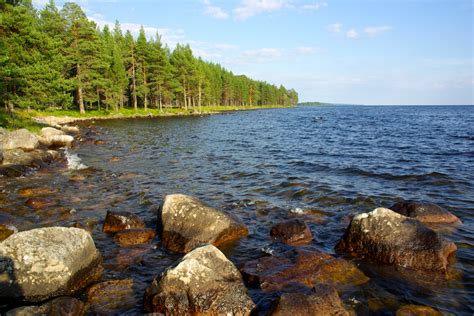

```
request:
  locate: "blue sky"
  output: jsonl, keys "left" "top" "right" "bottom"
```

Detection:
{"left": 34, "top": 0, "right": 473, "bottom": 105}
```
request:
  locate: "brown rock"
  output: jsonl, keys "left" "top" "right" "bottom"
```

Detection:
{"left": 240, "top": 248, "right": 369, "bottom": 292}
{"left": 396, "top": 304, "right": 443, "bottom": 316}
{"left": 114, "top": 228, "right": 156, "bottom": 247}
{"left": 114, "top": 246, "right": 152, "bottom": 270}
{"left": 269, "top": 285, "right": 352, "bottom": 316}
{"left": 25, "top": 197, "right": 55, "bottom": 209}
{"left": 17, "top": 187, "right": 57, "bottom": 197}
{"left": 336, "top": 208, "right": 457, "bottom": 273}
{"left": 390, "top": 200, "right": 461, "bottom": 225}
{"left": 5, "top": 296, "right": 86, "bottom": 316}
{"left": 158, "top": 194, "right": 248, "bottom": 253}
{"left": 0, "top": 224, "right": 16, "bottom": 242}
{"left": 144, "top": 245, "right": 255, "bottom": 315}
{"left": 103, "top": 211, "right": 145, "bottom": 233}
{"left": 270, "top": 219, "right": 312, "bottom": 245}
{"left": 110, "top": 156, "right": 121, "bottom": 162}
{"left": 94, "top": 140, "right": 106, "bottom": 145}
{"left": 86, "top": 279, "right": 135, "bottom": 314}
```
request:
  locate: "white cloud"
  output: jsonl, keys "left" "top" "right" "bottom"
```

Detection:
{"left": 202, "top": 0, "right": 229, "bottom": 19}
{"left": 89, "top": 16, "right": 185, "bottom": 47}
{"left": 346, "top": 29, "right": 359, "bottom": 39}
{"left": 295, "top": 46, "right": 322, "bottom": 54}
{"left": 234, "top": 0, "right": 290, "bottom": 20}
{"left": 215, "top": 43, "right": 239, "bottom": 50}
{"left": 363, "top": 26, "right": 393, "bottom": 37}
{"left": 32, "top": 0, "right": 48, "bottom": 7}
{"left": 301, "top": 2, "right": 328, "bottom": 11}
{"left": 243, "top": 48, "right": 283, "bottom": 61}
{"left": 327, "top": 23, "right": 342, "bottom": 34}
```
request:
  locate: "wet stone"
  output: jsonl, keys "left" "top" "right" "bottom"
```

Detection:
{"left": 270, "top": 219, "right": 312, "bottom": 245}
{"left": 86, "top": 279, "right": 135, "bottom": 314}
{"left": 114, "top": 228, "right": 156, "bottom": 247}
{"left": 240, "top": 248, "right": 369, "bottom": 292}
{"left": 336, "top": 208, "right": 457, "bottom": 273}
{"left": 25, "top": 197, "right": 55, "bottom": 209}
{"left": 269, "top": 285, "right": 352, "bottom": 316}
{"left": 103, "top": 211, "right": 145, "bottom": 233}
{"left": 396, "top": 304, "right": 443, "bottom": 316}
{"left": 17, "top": 187, "right": 57, "bottom": 198}
{"left": 158, "top": 194, "right": 248, "bottom": 253}
{"left": 390, "top": 200, "right": 461, "bottom": 225}
{"left": 5, "top": 296, "right": 86, "bottom": 316}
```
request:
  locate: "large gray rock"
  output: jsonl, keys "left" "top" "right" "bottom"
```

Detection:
{"left": 158, "top": 194, "right": 248, "bottom": 253}
{"left": 0, "top": 227, "right": 103, "bottom": 302}
{"left": 40, "top": 127, "right": 65, "bottom": 138}
{"left": 144, "top": 244, "right": 255, "bottom": 315}
{"left": 2, "top": 149, "right": 55, "bottom": 166}
{"left": 336, "top": 208, "right": 457, "bottom": 273}
{"left": 39, "top": 128, "right": 74, "bottom": 148}
{"left": 60, "top": 125, "right": 80, "bottom": 134}
{"left": 1, "top": 129, "right": 39, "bottom": 151}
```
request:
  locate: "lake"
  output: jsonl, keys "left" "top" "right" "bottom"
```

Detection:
{"left": 1, "top": 105, "right": 473, "bottom": 314}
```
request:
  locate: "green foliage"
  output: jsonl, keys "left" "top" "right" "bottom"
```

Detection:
{"left": 0, "top": 1, "right": 298, "bottom": 114}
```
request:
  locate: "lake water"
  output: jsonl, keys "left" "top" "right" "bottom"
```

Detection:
{"left": 1, "top": 105, "right": 473, "bottom": 314}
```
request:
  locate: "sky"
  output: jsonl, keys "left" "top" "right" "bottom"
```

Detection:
{"left": 33, "top": 0, "right": 473, "bottom": 105}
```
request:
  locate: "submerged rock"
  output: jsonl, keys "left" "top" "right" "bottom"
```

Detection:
{"left": 5, "top": 296, "right": 86, "bottom": 316}
{"left": 396, "top": 304, "right": 443, "bottom": 316}
{"left": 17, "top": 186, "right": 57, "bottom": 197}
{"left": 390, "top": 200, "right": 461, "bottom": 225}
{"left": 144, "top": 244, "right": 255, "bottom": 315}
{"left": 0, "top": 227, "right": 103, "bottom": 302}
{"left": 336, "top": 208, "right": 457, "bottom": 273}
{"left": 1, "top": 129, "right": 39, "bottom": 151}
{"left": 86, "top": 279, "right": 135, "bottom": 314}
{"left": 114, "top": 228, "right": 156, "bottom": 247}
{"left": 158, "top": 194, "right": 248, "bottom": 253}
{"left": 103, "top": 211, "right": 145, "bottom": 233}
{"left": 269, "top": 285, "right": 352, "bottom": 316}
{"left": 240, "top": 248, "right": 369, "bottom": 292}
{"left": 25, "top": 197, "right": 55, "bottom": 209}
{"left": 270, "top": 219, "right": 312, "bottom": 245}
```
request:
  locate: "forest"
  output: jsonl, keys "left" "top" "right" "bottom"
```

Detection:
{"left": 0, "top": 0, "right": 298, "bottom": 114}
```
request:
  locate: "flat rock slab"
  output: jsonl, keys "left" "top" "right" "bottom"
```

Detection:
{"left": 114, "top": 228, "right": 156, "bottom": 247}
{"left": 390, "top": 200, "right": 461, "bottom": 225}
{"left": 103, "top": 211, "right": 145, "bottom": 233}
{"left": 396, "top": 304, "right": 443, "bottom": 316}
{"left": 269, "top": 285, "right": 352, "bottom": 316}
{"left": 144, "top": 244, "right": 255, "bottom": 315}
{"left": 0, "top": 227, "right": 103, "bottom": 302}
{"left": 87, "top": 279, "right": 135, "bottom": 314}
{"left": 240, "top": 248, "right": 369, "bottom": 292}
{"left": 158, "top": 194, "right": 248, "bottom": 253}
{"left": 336, "top": 208, "right": 457, "bottom": 273}
{"left": 270, "top": 219, "right": 312, "bottom": 245}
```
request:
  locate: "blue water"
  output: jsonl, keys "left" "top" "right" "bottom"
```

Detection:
{"left": 1, "top": 105, "right": 473, "bottom": 314}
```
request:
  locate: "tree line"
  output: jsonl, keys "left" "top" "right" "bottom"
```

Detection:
{"left": 0, "top": 0, "right": 298, "bottom": 114}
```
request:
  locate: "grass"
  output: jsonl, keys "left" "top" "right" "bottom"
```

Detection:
{"left": 0, "top": 110, "right": 47, "bottom": 132}
{"left": 0, "top": 104, "right": 295, "bottom": 132}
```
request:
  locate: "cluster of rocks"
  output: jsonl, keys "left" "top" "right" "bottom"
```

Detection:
{"left": 0, "top": 191, "right": 460, "bottom": 315}
{"left": 0, "top": 125, "right": 79, "bottom": 177}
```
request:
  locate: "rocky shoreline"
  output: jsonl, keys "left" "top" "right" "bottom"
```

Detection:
{"left": 0, "top": 123, "right": 462, "bottom": 315}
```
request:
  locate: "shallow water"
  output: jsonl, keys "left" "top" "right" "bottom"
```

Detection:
{"left": 1, "top": 105, "right": 473, "bottom": 314}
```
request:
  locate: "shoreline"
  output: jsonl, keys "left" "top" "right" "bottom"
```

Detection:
{"left": 30, "top": 105, "right": 295, "bottom": 126}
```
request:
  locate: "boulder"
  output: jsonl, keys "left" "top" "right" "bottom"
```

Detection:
{"left": 390, "top": 200, "right": 461, "bottom": 225}
{"left": 40, "top": 127, "right": 65, "bottom": 138}
{"left": 396, "top": 304, "right": 443, "bottom": 316}
{"left": 240, "top": 248, "right": 369, "bottom": 292}
{"left": 144, "top": 244, "right": 255, "bottom": 315}
{"left": 5, "top": 296, "right": 86, "bottom": 316}
{"left": 103, "top": 211, "right": 145, "bottom": 233}
{"left": 158, "top": 194, "right": 248, "bottom": 253}
{"left": 1, "top": 129, "right": 39, "bottom": 151}
{"left": 269, "top": 285, "right": 352, "bottom": 316}
{"left": 114, "top": 228, "right": 156, "bottom": 247}
{"left": 86, "top": 279, "right": 135, "bottom": 314}
{"left": 61, "top": 125, "right": 80, "bottom": 134}
{"left": 270, "top": 219, "right": 312, "bottom": 245}
{"left": 0, "top": 227, "right": 103, "bottom": 302}
{"left": 336, "top": 208, "right": 457, "bottom": 273}
{"left": 2, "top": 149, "right": 55, "bottom": 166}
{"left": 44, "top": 135, "right": 74, "bottom": 148}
